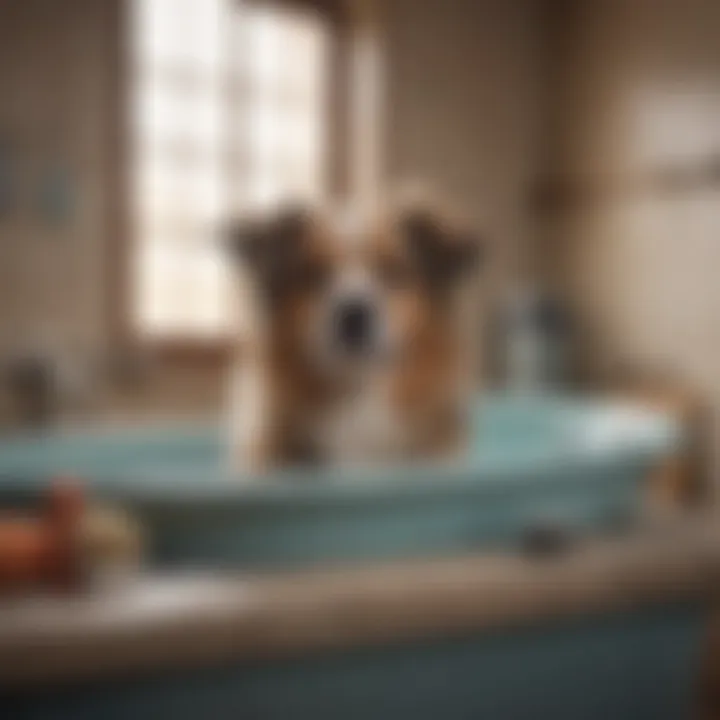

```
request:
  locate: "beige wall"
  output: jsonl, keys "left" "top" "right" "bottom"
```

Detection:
{"left": 0, "top": 0, "right": 120, "bottom": 357}
{"left": 544, "top": 0, "right": 720, "bottom": 480}
{"left": 0, "top": 0, "right": 128, "bottom": 422}
{"left": 383, "top": 0, "right": 544, "bottom": 280}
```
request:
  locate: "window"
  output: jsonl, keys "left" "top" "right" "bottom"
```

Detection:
{"left": 129, "top": 0, "right": 330, "bottom": 340}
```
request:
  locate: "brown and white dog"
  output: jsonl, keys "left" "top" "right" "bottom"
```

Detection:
{"left": 226, "top": 195, "right": 483, "bottom": 473}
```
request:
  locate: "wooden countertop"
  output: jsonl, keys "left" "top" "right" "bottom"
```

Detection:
{"left": 3, "top": 515, "right": 720, "bottom": 689}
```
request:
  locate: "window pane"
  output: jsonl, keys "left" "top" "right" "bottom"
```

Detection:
{"left": 133, "top": 0, "right": 225, "bottom": 72}
{"left": 132, "top": 0, "right": 329, "bottom": 337}
{"left": 280, "top": 10, "right": 329, "bottom": 99}
{"left": 134, "top": 76, "right": 222, "bottom": 149}
{"left": 135, "top": 241, "right": 229, "bottom": 337}
{"left": 134, "top": 156, "right": 224, "bottom": 224}
{"left": 238, "top": 4, "right": 328, "bottom": 211}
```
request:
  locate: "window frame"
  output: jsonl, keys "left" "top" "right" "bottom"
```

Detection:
{"left": 108, "top": 0, "right": 358, "bottom": 367}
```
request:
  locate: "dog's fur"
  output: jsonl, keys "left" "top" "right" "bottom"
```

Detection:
{"left": 226, "top": 195, "right": 483, "bottom": 473}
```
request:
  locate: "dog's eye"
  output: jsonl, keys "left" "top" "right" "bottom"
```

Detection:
{"left": 380, "top": 258, "right": 412, "bottom": 289}
{"left": 296, "top": 262, "right": 330, "bottom": 293}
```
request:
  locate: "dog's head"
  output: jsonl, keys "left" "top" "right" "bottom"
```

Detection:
{"left": 227, "top": 198, "right": 483, "bottom": 376}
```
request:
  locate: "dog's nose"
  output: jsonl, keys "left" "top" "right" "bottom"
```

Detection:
{"left": 334, "top": 298, "right": 375, "bottom": 352}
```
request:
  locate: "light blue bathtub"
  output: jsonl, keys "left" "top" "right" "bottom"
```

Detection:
{"left": 0, "top": 393, "right": 680, "bottom": 569}
{"left": 3, "top": 393, "right": 706, "bottom": 720}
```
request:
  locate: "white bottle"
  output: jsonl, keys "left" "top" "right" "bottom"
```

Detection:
{"left": 506, "top": 287, "right": 544, "bottom": 392}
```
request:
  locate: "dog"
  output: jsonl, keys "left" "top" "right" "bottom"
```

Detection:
{"left": 226, "top": 194, "right": 483, "bottom": 473}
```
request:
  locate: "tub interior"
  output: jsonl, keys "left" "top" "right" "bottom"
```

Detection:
{"left": 0, "top": 393, "right": 678, "bottom": 493}
{"left": 0, "top": 392, "right": 681, "bottom": 568}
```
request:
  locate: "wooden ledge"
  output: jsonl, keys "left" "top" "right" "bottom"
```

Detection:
{"left": 3, "top": 515, "right": 720, "bottom": 688}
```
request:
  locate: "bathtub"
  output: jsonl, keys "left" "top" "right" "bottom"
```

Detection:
{"left": 3, "top": 393, "right": 709, "bottom": 720}
{"left": 7, "top": 603, "right": 708, "bottom": 720}
{"left": 0, "top": 393, "right": 680, "bottom": 569}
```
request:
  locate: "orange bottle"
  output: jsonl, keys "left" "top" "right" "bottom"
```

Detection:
{"left": 0, "top": 477, "right": 85, "bottom": 594}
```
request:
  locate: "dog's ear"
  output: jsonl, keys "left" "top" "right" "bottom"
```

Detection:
{"left": 400, "top": 205, "right": 484, "bottom": 289}
{"left": 227, "top": 205, "right": 310, "bottom": 267}
{"left": 226, "top": 205, "right": 312, "bottom": 291}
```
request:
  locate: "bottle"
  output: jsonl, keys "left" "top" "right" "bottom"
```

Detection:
{"left": 500, "top": 285, "right": 571, "bottom": 392}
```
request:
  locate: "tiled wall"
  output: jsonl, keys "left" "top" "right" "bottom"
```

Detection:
{"left": 0, "top": 0, "right": 124, "bottom": 422}
{"left": 0, "top": 0, "right": 120, "bottom": 357}
{"left": 543, "top": 0, "right": 720, "bottom": 482}
{"left": 383, "top": 0, "right": 544, "bottom": 281}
